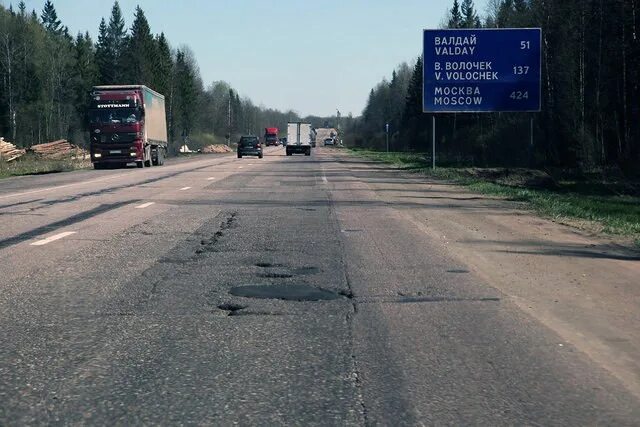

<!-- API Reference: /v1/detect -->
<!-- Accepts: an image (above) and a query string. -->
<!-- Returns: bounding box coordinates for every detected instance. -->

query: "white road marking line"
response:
[238,166,244,169]
[207,177,216,180]
[31,231,77,246]
[179,187,192,191]
[322,176,329,184]
[0,173,129,200]
[0,155,237,200]
[135,202,155,209]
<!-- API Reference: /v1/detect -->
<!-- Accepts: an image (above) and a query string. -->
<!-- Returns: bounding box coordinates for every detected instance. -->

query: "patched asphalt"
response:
[0,147,638,425]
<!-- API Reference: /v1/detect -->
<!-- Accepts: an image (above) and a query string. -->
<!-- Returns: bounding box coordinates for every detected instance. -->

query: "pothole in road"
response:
[257,272,294,279]
[396,296,500,303]
[254,264,319,276]
[293,266,320,275]
[230,284,343,301]
[217,302,248,314]
[228,310,284,317]
[255,262,284,268]
[398,291,424,297]
[195,212,238,255]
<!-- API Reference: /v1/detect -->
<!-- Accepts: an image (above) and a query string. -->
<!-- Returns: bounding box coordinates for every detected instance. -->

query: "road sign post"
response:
[423,28,542,167]
[530,115,534,166]
[432,116,436,170]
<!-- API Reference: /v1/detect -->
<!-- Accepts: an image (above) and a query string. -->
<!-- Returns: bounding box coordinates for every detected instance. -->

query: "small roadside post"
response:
[385,123,390,153]
[423,28,542,169]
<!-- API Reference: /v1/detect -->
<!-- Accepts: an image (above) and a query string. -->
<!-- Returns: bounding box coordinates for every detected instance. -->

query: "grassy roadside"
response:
[348,149,640,248]
[0,154,91,179]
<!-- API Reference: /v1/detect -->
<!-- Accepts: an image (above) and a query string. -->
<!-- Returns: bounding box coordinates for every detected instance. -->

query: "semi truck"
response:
[286,122,312,156]
[264,127,279,146]
[88,85,168,169]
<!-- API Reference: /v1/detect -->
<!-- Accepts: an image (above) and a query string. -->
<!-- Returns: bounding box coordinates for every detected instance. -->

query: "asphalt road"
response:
[0,147,638,425]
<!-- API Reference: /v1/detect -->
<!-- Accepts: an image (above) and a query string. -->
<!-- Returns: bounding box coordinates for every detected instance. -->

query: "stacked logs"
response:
[30,140,88,160]
[0,138,26,162]
[201,144,233,154]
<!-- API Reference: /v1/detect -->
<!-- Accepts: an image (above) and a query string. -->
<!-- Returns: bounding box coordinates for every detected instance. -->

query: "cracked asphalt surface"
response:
[0,147,638,425]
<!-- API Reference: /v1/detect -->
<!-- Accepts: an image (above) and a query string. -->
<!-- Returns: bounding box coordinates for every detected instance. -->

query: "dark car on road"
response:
[237,136,263,159]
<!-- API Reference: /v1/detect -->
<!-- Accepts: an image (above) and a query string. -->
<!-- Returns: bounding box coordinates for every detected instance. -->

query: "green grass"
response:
[348,148,640,240]
[0,154,91,179]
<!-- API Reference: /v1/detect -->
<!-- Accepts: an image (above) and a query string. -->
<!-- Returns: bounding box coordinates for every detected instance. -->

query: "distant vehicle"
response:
[280,137,287,146]
[88,85,167,169]
[264,127,279,146]
[323,138,335,146]
[286,122,312,156]
[237,135,263,159]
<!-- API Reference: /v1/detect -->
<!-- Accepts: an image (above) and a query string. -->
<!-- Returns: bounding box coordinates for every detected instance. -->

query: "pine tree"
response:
[497,0,514,27]
[155,33,172,94]
[448,0,462,28]
[124,6,157,85]
[74,32,98,106]
[41,0,62,35]
[155,33,174,141]
[461,0,479,28]
[401,57,425,149]
[95,18,113,84]
[107,1,126,83]
[174,49,197,142]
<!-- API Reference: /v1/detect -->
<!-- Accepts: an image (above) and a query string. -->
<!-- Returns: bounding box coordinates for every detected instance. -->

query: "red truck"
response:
[264,127,279,146]
[88,85,168,169]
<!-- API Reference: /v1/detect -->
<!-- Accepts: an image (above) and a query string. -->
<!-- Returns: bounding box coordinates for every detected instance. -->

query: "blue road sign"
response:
[423,28,541,113]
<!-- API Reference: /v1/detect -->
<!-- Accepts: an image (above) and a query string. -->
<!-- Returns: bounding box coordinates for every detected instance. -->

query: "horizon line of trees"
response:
[347,0,640,175]
[0,1,305,153]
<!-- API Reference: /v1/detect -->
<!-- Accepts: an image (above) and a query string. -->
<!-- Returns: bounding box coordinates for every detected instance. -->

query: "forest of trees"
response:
[0,1,301,154]
[349,0,640,175]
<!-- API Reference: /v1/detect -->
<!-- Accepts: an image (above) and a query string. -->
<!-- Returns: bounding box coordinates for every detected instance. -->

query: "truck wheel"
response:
[286,151,292,156]
[238,153,242,158]
[93,163,104,170]
[151,146,159,166]
[305,149,311,156]
[153,147,165,166]
[259,153,263,159]
[136,161,144,168]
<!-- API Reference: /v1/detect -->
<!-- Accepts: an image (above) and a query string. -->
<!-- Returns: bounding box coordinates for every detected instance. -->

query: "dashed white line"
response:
[0,173,129,200]
[238,166,244,169]
[31,231,77,246]
[322,176,329,184]
[207,177,216,181]
[135,202,155,209]
[179,187,192,191]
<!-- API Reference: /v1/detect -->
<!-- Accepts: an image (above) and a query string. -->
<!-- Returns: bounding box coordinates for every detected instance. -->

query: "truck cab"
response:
[88,85,167,169]
[264,127,279,146]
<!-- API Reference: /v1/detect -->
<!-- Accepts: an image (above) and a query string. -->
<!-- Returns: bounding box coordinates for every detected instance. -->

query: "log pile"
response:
[0,138,26,162]
[30,140,88,160]
[202,144,233,154]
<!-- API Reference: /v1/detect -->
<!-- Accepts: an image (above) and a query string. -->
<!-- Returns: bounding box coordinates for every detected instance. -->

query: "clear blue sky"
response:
[6,0,489,117]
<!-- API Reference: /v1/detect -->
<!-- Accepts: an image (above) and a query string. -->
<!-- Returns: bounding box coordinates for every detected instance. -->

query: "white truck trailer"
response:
[286,122,312,156]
